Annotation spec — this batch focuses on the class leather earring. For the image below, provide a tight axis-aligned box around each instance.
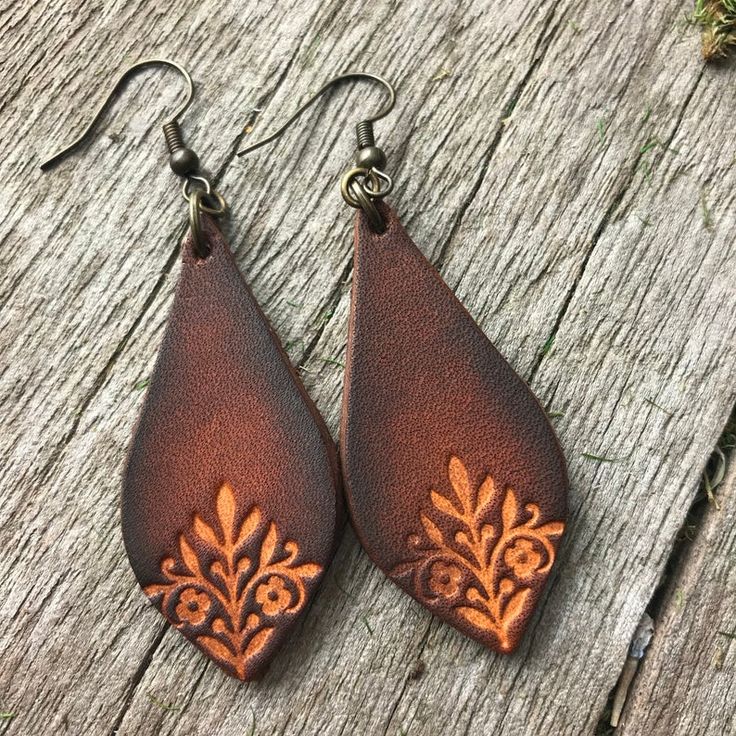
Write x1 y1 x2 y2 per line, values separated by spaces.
240 73 567 654
41 59 342 681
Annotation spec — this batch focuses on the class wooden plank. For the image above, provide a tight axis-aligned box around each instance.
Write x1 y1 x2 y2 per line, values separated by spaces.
0 0 562 734
617 454 736 735
119 0 736 733
1 1 735 735
334 4 736 735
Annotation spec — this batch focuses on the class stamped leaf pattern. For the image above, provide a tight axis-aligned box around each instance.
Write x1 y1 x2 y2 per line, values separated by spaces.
144 482 322 679
393 456 564 651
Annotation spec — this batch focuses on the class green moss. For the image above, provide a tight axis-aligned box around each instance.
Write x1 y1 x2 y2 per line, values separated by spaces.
581 452 620 463
539 334 555 358
145 692 180 712
692 0 736 59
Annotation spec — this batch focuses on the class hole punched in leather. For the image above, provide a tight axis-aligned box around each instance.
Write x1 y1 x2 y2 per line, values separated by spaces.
40 59 343 680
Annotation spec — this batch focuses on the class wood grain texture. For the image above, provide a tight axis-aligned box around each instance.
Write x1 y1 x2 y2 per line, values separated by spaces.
0 0 734 734
618 459 736 736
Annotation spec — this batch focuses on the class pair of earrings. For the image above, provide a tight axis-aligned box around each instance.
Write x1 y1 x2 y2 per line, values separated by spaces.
42 59 568 681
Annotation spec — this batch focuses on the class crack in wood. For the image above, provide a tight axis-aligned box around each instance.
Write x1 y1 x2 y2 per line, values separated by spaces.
527 65 708 388
432 5 563 275
108 624 167 736
596 402 736 732
380 618 435 736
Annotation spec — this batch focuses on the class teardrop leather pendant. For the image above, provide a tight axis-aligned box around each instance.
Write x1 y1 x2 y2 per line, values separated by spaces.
341 205 567 654
123 216 341 680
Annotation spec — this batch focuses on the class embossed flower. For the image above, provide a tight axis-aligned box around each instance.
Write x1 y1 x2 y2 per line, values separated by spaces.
176 588 211 626
428 561 462 597
504 539 542 581
256 575 292 616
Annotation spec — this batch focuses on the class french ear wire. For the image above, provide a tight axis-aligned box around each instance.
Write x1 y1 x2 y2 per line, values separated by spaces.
237 72 395 233
39 58 226 258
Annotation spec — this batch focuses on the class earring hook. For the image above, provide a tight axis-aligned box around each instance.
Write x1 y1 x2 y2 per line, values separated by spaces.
236 72 395 157
39 58 194 171
40 58 227 259
237 71 396 233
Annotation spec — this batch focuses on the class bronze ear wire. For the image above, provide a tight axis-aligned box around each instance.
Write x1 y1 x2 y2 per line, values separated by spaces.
237 72 395 232
40 57 226 258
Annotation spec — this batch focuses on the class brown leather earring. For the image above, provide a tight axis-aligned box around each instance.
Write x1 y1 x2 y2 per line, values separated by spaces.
240 73 567 655
41 59 342 681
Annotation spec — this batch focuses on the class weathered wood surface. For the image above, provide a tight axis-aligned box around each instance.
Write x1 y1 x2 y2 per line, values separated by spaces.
619 458 736 735
0 0 734 734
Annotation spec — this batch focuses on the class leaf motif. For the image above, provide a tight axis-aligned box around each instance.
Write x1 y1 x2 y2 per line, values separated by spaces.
476 474 497 513
194 515 220 546
216 482 237 543
431 490 463 520
212 618 228 634
465 587 484 604
394 456 566 653
244 627 274 658
143 584 166 598
178 535 200 576
535 521 565 537
456 606 499 634
147 481 324 677
237 506 262 547
197 635 236 661
448 456 472 513
501 588 530 629
501 489 519 531
291 562 323 580
260 523 278 567
454 530 472 549
420 514 444 547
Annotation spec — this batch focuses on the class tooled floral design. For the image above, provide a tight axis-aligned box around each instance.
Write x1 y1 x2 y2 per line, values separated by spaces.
504 539 542 581
428 561 462 597
255 576 291 616
176 589 211 626
144 482 322 679
392 456 564 651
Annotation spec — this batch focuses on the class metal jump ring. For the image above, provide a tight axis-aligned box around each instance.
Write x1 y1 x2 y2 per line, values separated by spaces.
182 175 227 216
187 189 227 258
188 189 209 258
348 180 385 233
182 174 211 198
199 190 227 216
362 168 393 199
183 173 228 258
340 167 381 208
